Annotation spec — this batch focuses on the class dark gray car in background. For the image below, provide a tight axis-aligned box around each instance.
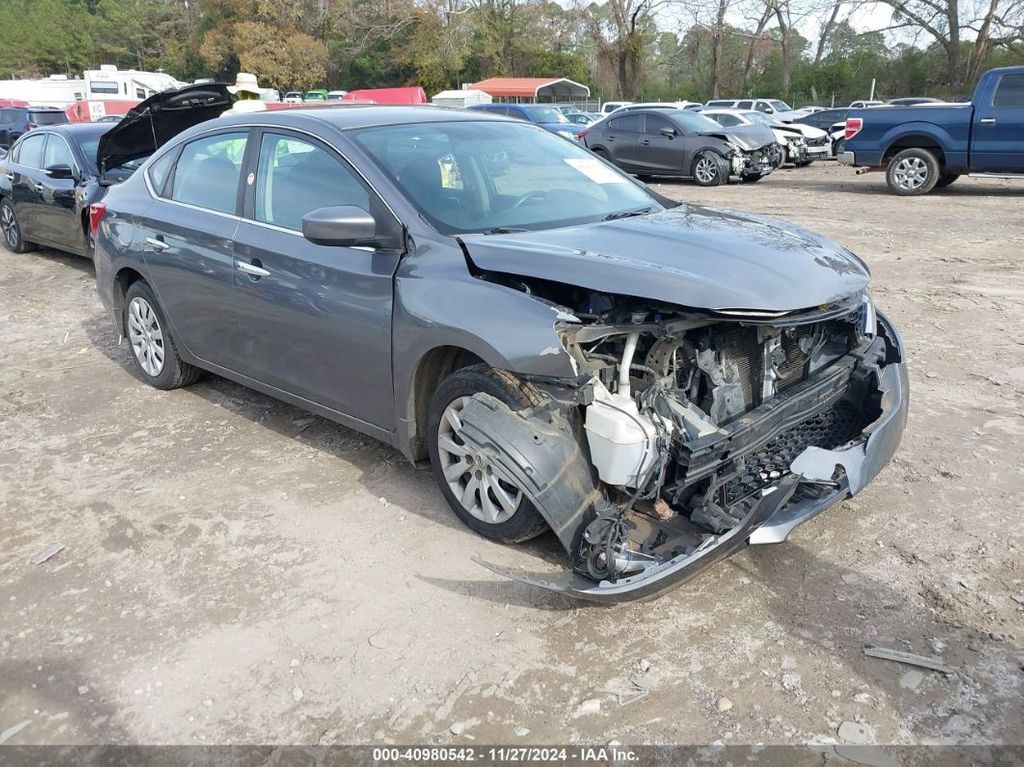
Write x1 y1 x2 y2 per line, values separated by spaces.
581 108 778 185
92 107 908 601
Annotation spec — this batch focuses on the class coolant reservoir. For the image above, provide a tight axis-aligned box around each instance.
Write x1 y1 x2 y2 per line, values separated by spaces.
585 382 659 487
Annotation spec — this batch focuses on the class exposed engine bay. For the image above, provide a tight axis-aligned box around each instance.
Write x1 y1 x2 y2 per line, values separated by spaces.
457 276 908 602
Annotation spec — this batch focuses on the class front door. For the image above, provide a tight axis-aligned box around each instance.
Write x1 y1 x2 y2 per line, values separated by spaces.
639 113 686 175
136 130 249 368
9 132 47 239
230 130 402 427
37 134 85 253
973 72 1024 173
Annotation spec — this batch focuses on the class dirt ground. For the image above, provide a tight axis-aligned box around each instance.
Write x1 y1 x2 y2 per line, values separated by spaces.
1 162 1022 749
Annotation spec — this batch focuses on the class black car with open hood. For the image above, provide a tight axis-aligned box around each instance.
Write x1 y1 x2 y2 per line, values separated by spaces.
97 83 234 175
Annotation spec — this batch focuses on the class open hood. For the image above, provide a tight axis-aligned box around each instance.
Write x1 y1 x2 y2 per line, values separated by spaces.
699 124 776 151
459 205 870 313
97 83 234 173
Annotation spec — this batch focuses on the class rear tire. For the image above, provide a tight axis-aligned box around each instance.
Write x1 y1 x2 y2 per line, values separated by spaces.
1 198 37 254
886 148 940 196
427 364 549 544
122 280 202 390
692 151 726 187
832 137 846 157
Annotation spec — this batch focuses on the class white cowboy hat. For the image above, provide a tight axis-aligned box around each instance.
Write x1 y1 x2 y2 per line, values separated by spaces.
229 72 261 96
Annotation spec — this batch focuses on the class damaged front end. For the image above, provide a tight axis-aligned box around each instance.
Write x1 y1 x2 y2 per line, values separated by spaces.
460 284 908 603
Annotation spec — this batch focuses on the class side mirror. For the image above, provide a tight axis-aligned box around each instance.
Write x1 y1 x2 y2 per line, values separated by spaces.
763 106 775 114
660 126 677 138
302 205 379 247
45 163 76 180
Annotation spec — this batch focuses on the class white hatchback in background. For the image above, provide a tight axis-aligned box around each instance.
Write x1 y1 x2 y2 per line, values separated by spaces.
282 91 303 104
702 108 830 164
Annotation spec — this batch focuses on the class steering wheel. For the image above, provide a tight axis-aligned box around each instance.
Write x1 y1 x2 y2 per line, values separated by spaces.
512 190 548 209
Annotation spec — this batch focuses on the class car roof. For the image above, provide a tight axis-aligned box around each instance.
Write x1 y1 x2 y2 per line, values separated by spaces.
33 122 109 138
215 105 509 132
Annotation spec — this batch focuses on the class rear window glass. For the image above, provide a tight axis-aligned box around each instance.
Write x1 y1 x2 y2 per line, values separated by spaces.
17 133 46 167
29 111 68 126
993 74 1024 108
170 132 246 214
609 114 641 132
0 108 21 124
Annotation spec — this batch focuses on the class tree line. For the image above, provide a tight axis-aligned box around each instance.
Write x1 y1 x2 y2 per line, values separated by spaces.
1 0 1022 105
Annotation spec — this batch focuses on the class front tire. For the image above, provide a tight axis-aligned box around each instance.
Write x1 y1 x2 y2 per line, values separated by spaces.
692 151 726 186
1 198 37 254
427 365 548 544
935 174 960 189
832 137 846 157
886 148 941 195
122 280 202 390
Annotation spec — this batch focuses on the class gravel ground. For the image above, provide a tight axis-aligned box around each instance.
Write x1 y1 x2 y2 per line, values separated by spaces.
0 163 1022 747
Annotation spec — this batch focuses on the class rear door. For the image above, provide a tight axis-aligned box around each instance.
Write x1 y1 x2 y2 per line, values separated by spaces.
972 72 1024 173
37 133 84 253
136 130 249 368
230 129 403 427
603 114 642 169
8 132 48 239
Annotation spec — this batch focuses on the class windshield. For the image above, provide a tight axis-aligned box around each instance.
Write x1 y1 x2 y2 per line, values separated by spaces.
671 111 728 133
741 111 775 127
768 100 792 112
523 106 568 124
353 121 663 235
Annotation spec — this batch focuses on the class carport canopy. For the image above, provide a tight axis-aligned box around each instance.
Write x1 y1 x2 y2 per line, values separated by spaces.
468 77 590 100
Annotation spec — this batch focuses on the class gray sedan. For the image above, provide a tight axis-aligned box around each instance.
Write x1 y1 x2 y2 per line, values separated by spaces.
92 107 908 601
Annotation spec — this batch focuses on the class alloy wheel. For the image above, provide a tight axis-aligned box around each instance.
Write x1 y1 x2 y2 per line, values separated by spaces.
436 395 522 524
127 296 165 377
694 156 718 184
1 204 18 249
892 157 929 191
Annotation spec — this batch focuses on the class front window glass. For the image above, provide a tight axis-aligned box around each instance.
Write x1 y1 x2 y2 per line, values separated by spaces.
353 121 662 235
169 132 247 214
254 133 369 231
768 100 792 112
43 136 74 169
741 111 775 127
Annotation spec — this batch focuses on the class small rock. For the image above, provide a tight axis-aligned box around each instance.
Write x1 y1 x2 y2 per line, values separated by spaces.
715 696 733 712
289 659 299 668
854 692 872 704
838 720 875 744
77 685 89 695
573 698 602 718
900 670 924 690
449 721 467 736
637 658 650 673
201 699 213 708
515 726 530 737
378 497 390 507
292 686 303 703
781 673 802 692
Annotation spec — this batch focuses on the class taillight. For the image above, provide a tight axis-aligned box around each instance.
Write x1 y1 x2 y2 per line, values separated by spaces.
578 129 589 139
844 117 863 140
88 202 107 238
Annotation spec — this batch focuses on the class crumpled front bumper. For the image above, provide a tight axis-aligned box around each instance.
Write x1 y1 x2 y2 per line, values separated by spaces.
475 313 909 604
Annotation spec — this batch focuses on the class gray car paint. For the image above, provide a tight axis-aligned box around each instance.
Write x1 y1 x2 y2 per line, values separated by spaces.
93 107 883 465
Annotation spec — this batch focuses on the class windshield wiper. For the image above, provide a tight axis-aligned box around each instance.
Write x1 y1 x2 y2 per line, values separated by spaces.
602 206 656 221
480 226 529 235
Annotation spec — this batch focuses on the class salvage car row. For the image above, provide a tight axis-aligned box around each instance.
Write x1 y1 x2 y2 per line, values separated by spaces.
1 85 910 601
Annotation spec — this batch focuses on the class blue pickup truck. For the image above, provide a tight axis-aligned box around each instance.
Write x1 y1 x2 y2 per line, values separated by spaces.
839 66 1024 195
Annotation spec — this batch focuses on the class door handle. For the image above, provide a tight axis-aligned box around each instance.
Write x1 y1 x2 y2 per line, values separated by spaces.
34 183 44 192
607 136 615 141
979 117 996 125
145 237 169 252
236 260 270 278
640 139 652 146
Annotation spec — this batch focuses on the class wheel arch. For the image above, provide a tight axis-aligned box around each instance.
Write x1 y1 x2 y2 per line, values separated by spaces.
881 130 949 168
112 266 147 334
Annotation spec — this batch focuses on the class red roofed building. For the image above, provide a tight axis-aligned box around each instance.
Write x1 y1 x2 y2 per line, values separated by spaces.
468 77 590 102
